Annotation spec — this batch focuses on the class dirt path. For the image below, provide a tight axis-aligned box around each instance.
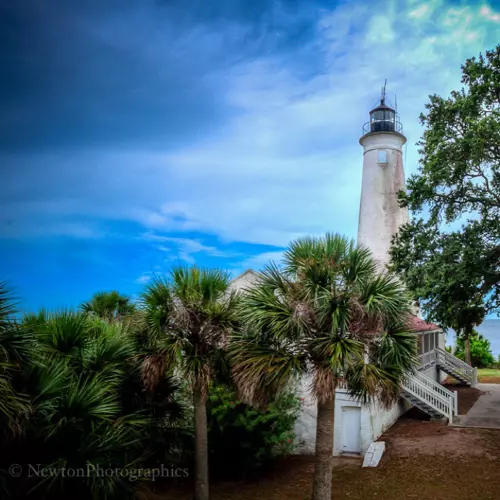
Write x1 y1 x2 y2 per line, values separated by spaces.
148 416 500 500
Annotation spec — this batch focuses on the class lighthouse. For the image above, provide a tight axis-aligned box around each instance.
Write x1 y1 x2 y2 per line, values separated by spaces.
357 85 409 271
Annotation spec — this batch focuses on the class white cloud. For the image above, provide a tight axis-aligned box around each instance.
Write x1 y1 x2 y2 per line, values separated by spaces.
409 4 430 18
365 15 395 44
135 273 152 284
238 251 285 269
480 5 500 22
141 232 227 263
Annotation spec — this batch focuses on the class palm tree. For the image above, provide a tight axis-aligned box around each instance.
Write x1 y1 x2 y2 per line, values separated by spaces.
0 283 31 437
140 267 239 500
81 291 136 322
0 283 32 499
19 311 152 500
229 234 417 500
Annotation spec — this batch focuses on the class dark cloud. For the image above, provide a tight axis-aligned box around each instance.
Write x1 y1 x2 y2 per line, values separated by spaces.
0 0 321 153
0 1 221 151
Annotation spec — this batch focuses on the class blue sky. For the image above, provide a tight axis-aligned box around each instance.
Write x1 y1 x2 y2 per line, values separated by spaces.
1 0 500 313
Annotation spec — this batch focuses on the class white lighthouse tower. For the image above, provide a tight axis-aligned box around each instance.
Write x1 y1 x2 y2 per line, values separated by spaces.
357 85 409 271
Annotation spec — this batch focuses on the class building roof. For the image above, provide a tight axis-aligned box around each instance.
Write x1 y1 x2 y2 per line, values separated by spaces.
228 269 260 293
406 315 441 333
230 269 258 282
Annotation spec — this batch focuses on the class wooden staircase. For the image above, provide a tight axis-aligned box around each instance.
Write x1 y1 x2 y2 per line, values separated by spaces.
401 370 458 422
436 347 478 386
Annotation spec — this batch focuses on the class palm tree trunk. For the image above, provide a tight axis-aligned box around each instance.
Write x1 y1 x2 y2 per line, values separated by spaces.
312 394 335 500
193 386 209 500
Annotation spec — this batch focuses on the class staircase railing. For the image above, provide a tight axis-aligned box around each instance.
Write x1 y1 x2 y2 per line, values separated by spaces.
419 349 436 369
435 347 477 385
402 370 457 421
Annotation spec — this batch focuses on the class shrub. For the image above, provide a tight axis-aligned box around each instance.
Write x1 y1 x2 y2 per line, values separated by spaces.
206 384 301 477
455 329 495 368
0 310 187 500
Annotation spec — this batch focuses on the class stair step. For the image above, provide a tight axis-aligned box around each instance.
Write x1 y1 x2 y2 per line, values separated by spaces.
402 393 447 419
437 366 472 385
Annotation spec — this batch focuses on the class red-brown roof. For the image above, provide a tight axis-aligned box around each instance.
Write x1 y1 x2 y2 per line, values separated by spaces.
406 315 441 333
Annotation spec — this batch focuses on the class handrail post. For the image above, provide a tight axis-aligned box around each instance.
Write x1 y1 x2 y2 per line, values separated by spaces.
454 391 458 415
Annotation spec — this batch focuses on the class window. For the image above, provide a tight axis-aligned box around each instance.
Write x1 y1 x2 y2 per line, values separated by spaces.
377 150 388 163
435 332 440 349
429 333 435 351
423 334 429 353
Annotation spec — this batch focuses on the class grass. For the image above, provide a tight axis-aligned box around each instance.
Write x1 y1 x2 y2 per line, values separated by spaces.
478 368 500 377
478 368 500 383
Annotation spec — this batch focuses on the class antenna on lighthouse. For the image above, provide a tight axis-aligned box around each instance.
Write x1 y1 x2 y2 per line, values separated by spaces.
381 79 387 106
395 94 398 113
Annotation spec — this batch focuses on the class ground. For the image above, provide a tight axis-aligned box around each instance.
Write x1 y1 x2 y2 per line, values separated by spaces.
442 383 483 414
144 381 496 500
147 415 500 500
478 368 500 384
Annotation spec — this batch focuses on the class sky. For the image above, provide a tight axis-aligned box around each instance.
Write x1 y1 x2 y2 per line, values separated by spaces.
1 0 500 313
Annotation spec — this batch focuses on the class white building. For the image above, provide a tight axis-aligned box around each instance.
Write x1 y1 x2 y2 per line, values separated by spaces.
229 90 477 457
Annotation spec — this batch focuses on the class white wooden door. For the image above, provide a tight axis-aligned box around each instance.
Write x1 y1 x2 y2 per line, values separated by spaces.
341 406 361 453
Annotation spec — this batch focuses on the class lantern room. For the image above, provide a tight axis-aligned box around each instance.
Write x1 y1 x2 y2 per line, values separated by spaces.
369 103 397 132
362 82 403 135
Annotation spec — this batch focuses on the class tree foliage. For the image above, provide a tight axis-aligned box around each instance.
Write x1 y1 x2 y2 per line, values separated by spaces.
391 45 500 336
81 291 136 322
454 330 495 368
207 384 300 477
0 283 32 439
0 302 187 500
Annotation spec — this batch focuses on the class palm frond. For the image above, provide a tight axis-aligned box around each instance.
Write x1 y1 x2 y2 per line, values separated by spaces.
81 291 136 321
140 276 172 345
0 283 33 436
229 332 305 406
373 329 419 373
344 361 401 409
309 333 364 374
357 274 412 321
170 266 230 305
34 310 90 360
0 282 18 324
238 264 308 341
83 319 136 376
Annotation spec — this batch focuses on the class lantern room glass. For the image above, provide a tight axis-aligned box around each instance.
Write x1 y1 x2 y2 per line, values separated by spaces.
370 107 396 132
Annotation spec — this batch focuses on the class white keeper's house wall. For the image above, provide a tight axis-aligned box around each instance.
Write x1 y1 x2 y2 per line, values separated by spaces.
285 368 413 456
